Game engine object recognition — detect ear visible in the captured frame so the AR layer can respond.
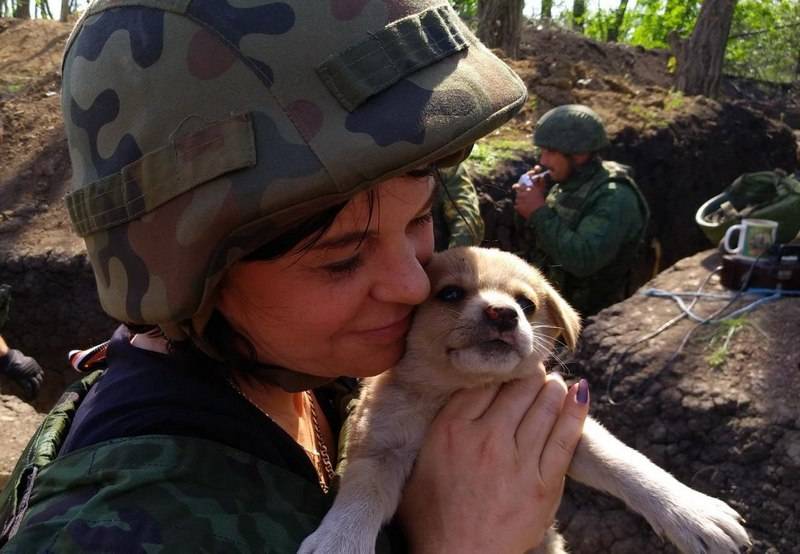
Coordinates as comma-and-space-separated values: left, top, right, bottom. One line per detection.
544, 284, 581, 350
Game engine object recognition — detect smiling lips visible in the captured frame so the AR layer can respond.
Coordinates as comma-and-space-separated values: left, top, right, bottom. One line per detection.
357, 312, 413, 343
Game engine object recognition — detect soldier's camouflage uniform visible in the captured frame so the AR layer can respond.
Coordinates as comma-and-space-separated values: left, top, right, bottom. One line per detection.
434, 164, 485, 251
520, 160, 649, 317
0, 0, 527, 550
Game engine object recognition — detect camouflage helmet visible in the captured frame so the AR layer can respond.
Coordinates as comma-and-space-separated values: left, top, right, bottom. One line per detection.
61, 0, 527, 337
533, 104, 609, 154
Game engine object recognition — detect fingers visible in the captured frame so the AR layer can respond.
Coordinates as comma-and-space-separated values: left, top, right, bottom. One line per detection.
515, 373, 569, 458
438, 383, 501, 421
539, 379, 590, 484
478, 369, 547, 431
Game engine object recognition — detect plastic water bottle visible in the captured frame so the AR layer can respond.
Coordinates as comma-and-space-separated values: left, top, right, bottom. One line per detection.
519, 170, 550, 189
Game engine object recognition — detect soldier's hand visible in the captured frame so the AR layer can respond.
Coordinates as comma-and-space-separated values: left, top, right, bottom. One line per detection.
0, 349, 44, 400
513, 179, 547, 220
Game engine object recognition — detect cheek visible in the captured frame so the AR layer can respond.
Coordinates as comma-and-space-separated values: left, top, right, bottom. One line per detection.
417, 228, 435, 266
285, 279, 370, 337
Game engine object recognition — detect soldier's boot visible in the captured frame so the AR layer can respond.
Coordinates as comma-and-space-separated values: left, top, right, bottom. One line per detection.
0, 349, 44, 400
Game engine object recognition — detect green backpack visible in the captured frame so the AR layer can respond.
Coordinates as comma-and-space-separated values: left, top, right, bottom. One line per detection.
696, 169, 800, 245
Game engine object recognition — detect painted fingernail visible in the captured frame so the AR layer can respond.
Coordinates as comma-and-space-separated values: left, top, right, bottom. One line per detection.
577, 379, 589, 405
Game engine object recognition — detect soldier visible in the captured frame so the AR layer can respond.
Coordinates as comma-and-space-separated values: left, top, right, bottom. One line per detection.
433, 163, 485, 251
0, 3, 589, 552
514, 104, 650, 317
0, 284, 43, 400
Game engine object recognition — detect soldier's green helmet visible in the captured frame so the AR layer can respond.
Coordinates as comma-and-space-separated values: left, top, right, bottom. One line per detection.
533, 104, 609, 154
62, 0, 527, 338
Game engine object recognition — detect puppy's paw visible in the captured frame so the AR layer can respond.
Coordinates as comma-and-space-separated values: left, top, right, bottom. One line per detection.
298, 521, 375, 554
648, 486, 751, 554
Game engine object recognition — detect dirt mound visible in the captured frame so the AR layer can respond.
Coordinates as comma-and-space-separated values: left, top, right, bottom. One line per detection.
0, 18, 81, 256
557, 250, 800, 553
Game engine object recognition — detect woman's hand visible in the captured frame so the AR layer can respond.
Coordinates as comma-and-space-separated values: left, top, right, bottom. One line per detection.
398, 369, 589, 553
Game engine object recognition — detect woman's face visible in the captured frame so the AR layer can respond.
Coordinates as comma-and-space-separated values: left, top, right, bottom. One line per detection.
217, 174, 436, 378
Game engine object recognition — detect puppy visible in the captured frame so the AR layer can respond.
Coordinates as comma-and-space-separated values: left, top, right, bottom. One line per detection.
299, 247, 751, 554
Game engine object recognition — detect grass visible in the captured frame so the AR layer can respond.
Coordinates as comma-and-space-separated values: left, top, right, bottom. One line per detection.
464, 133, 532, 175
1, 82, 24, 94
664, 90, 685, 111
704, 316, 767, 369
628, 90, 685, 131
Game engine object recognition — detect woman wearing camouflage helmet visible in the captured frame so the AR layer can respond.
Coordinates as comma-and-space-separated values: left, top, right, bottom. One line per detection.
0, 1, 588, 552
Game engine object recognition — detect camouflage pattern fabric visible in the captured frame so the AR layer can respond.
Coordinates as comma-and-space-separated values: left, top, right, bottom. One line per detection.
434, 164, 485, 250
520, 160, 649, 316
0, 370, 103, 542
0, 284, 10, 331
0, 371, 399, 553
60, 0, 527, 335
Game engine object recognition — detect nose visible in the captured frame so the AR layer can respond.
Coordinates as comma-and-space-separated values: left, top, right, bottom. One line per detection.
371, 242, 431, 306
484, 305, 518, 332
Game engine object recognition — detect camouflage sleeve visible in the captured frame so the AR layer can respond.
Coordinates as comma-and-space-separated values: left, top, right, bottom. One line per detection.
439, 165, 484, 248
526, 184, 644, 277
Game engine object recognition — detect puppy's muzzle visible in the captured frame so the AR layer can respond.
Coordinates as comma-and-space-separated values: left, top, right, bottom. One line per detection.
484, 305, 518, 333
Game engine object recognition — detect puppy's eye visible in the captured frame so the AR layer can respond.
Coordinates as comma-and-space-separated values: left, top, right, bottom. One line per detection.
515, 295, 536, 314
436, 285, 465, 302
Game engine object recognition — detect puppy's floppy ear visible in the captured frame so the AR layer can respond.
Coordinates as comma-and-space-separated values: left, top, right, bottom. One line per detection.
544, 283, 581, 350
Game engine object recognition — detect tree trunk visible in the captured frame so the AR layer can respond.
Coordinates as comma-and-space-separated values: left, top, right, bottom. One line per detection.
607, 0, 629, 42
36, 0, 52, 19
541, 0, 553, 19
59, 0, 69, 21
795, 48, 800, 81
674, 0, 737, 98
477, 0, 524, 59
572, 0, 586, 32
13, 0, 30, 18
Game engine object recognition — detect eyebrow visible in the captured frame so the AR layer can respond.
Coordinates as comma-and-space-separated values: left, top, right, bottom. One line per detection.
311, 186, 437, 252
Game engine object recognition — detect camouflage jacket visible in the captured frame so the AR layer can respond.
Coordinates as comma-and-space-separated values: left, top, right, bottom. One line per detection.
434, 164, 485, 251
520, 159, 649, 316
0, 328, 403, 553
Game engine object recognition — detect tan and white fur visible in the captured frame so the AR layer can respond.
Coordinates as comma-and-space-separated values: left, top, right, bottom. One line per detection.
299, 247, 750, 554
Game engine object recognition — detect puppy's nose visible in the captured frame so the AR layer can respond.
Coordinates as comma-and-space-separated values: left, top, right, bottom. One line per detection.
484, 305, 518, 332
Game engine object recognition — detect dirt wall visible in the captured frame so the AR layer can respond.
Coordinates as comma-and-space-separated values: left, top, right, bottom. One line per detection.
477, 99, 798, 278
555, 250, 800, 553
0, 250, 116, 410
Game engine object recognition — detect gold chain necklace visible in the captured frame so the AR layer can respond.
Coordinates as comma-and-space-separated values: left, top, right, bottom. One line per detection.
228, 377, 336, 494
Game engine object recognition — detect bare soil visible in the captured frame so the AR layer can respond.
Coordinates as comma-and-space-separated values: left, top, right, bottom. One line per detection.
0, 16, 799, 552
560, 250, 800, 553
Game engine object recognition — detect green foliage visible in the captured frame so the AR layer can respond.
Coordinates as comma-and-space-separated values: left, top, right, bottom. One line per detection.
582, 0, 798, 84
465, 135, 531, 175
664, 89, 684, 110
725, 0, 800, 83
1, 82, 24, 94
448, 0, 478, 19
628, 103, 670, 130
624, 0, 700, 48
583, 8, 618, 41
704, 316, 750, 369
